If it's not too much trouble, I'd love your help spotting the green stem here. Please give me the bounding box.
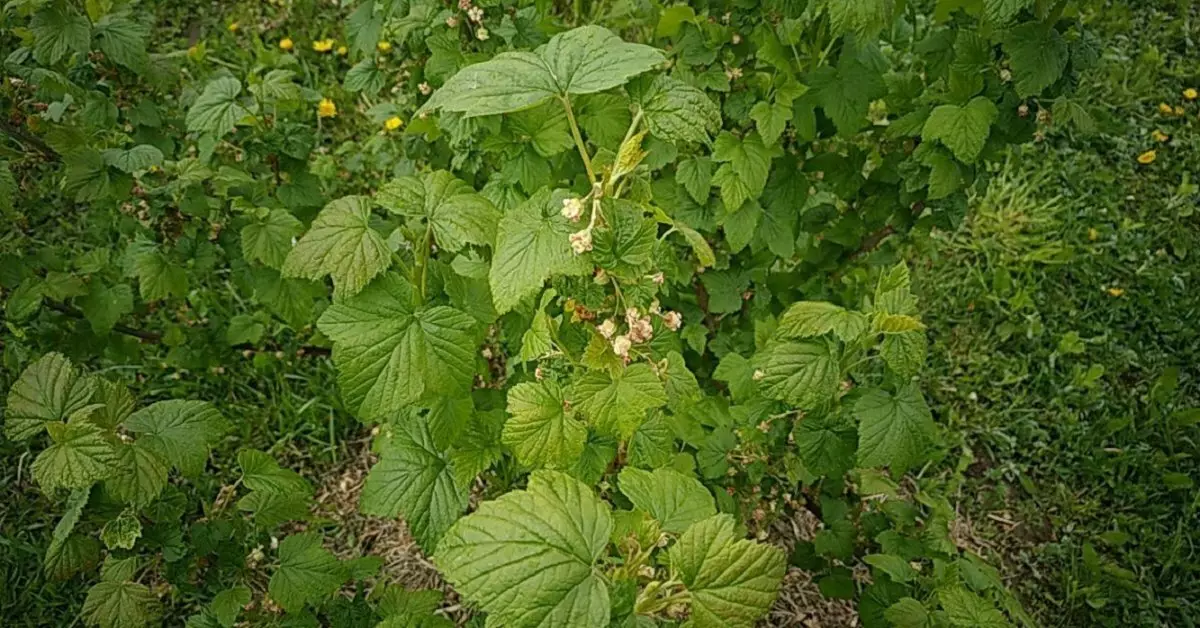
[416,223,432,302]
[561,93,597,184]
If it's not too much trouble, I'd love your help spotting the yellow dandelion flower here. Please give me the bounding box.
[1152,130,1169,143]
[317,98,337,119]
[1137,150,1156,165]
[279,37,294,51]
[1158,102,1173,115]
[228,22,239,33]
[1185,88,1198,101]
[384,116,404,131]
[336,45,348,55]
[1175,105,1186,116]
[313,39,334,52]
[377,41,392,52]
[1088,227,1098,241]
[1106,287,1124,297]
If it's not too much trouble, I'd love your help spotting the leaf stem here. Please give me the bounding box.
[416,223,433,302]
[561,93,597,184]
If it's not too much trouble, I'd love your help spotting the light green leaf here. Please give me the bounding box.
[489,188,591,314]
[242,209,303,269]
[822,0,895,38]
[711,131,775,207]
[269,533,347,612]
[618,467,715,533]
[573,363,668,439]
[281,196,391,300]
[754,340,841,410]
[186,77,249,138]
[925,150,964,199]
[361,415,467,552]
[124,400,229,476]
[345,59,386,94]
[378,171,499,253]
[922,97,997,163]
[31,6,91,66]
[105,441,168,506]
[34,421,118,492]
[880,331,927,378]
[633,74,721,144]
[1004,23,1069,98]
[4,352,96,441]
[885,598,932,628]
[317,273,477,420]
[750,100,792,146]
[777,302,868,342]
[435,471,613,628]
[424,25,663,117]
[676,156,713,204]
[668,514,786,627]
[864,553,918,582]
[855,384,937,471]
[132,249,187,301]
[250,69,302,103]
[239,449,312,496]
[502,381,587,470]
[100,511,142,550]
[102,145,162,173]
[592,199,657,277]
[939,587,1009,627]
[82,581,160,628]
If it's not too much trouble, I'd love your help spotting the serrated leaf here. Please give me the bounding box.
[592,199,657,276]
[79,282,134,334]
[885,597,932,628]
[676,156,713,204]
[378,171,499,253]
[100,511,142,550]
[777,302,869,342]
[250,69,302,103]
[750,100,792,146]
[804,55,886,136]
[281,196,391,300]
[939,587,1009,627]
[317,273,477,420]
[754,340,840,410]
[712,131,775,206]
[239,449,313,496]
[922,97,997,163]
[1004,23,1069,98]
[983,0,1033,22]
[881,330,927,378]
[242,209,303,269]
[46,534,100,581]
[676,222,716,269]
[424,25,663,118]
[502,381,587,470]
[105,441,168,506]
[633,74,721,144]
[34,421,118,492]
[132,249,186,301]
[855,385,937,471]
[573,363,668,439]
[31,6,91,66]
[345,59,386,94]
[618,467,715,533]
[795,413,857,477]
[269,533,347,612]
[186,77,249,138]
[669,514,786,627]
[4,353,96,441]
[361,415,467,552]
[92,12,149,72]
[124,400,229,476]
[435,471,613,628]
[82,581,159,628]
[490,188,591,314]
[102,145,162,173]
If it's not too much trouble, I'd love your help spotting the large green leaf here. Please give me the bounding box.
[822,0,895,38]
[242,209,303,269]
[281,196,391,300]
[617,467,715,533]
[361,415,467,552]
[82,581,160,628]
[922,97,997,163]
[186,77,250,138]
[777,301,868,342]
[377,171,499,253]
[92,12,150,72]
[4,352,96,441]
[754,340,841,410]
[123,400,229,476]
[33,421,118,493]
[31,6,91,66]
[668,514,786,627]
[1004,23,1069,97]
[572,363,668,439]
[423,25,663,117]
[102,145,162,173]
[104,441,169,506]
[489,188,591,314]
[711,132,776,210]
[939,587,1009,627]
[269,533,347,612]
[435,471,613,628]
[794,413,858,477]
[317,273,477,420]
[502,381,588,470]
[855,384,937,471]
[632,74,721,144]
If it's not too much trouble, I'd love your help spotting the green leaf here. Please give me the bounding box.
[63,150,112,202]
[750,100,792,146]
[1004,23,1069,98]
[921,97,997,163]
[92,12,149,72]
[676,156,713,204]
[924,150,964,199]
[983,0,1033,23]
[281,196,391,300]
[102,145,162,173]
[573,363,668,439]
[105,441,168,506]
[754,340,841,410]
[239,449,312,496]
[186,77,249,138]
[592,199,657,276]
[885,598,932,628]
[668,514,786,627]
[4,352,96,441]
[502,381,588,470]
[864,553,918,582]
[939,587,1009,627]
[317,273,477,420]
[250,69,302,104]
[45,488,91,579]
[132,250,187,301]
[124,400,229,476]
[242,209,303,269]
[46,533,100,581]
[209,587,252,627]
[82,581,159,628]
[794,413,857,477]
[361,415,468,552]
[711,132,775,208]
[435,471,613,628]
[424,25,663,117]
[0,160,15,213]
[269,533,347,612]
[804,55,885,136]
[378,171,500,253]
[777,301,868,342]
[34,421,118,492]
[855,384,937,471]
[79,282,134,334]
[490,188,591,314]
[100,511,142,550]
[31,6,91,66]
[618,467,715,533]
[633,75,721,144]
[822,0,895,38]
[345,59,386,94]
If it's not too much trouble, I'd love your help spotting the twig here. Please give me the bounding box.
[0,120,58,161]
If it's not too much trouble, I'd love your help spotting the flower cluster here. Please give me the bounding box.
[596,305,682,360]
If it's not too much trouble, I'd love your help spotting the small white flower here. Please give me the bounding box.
[1018,104,1030,117]
[446,15,460,28]
[598,319,617,339]
[625,307,641,327]
[1000,68,1012,82]
[649,300,662,315]
[651,272,665,285]
[476,27,489,40]
[418,82,432,95]
[468,6,484,22]
[752,369,765,381]
[629,318,654,343]
[569,229,592,254]
[612,335,632,357]
[535,366,545,380]
[561,197,585,222]
[731,33,742,45]
[663,311,682,331]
